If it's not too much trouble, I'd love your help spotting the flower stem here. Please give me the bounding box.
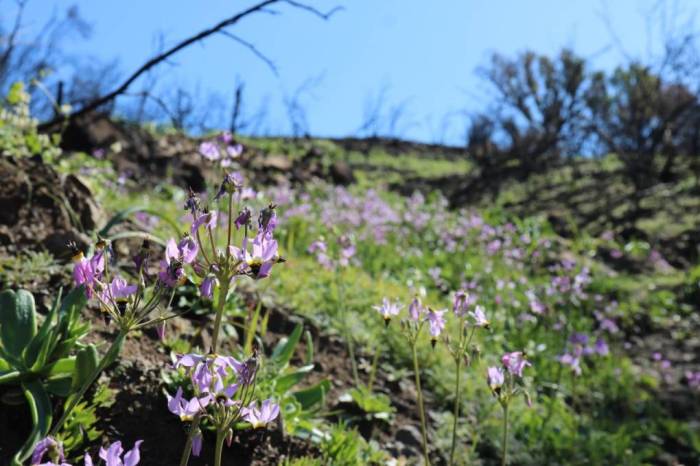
[179,415,201,466]
[214,429,226,466]
[336,272,360,387]
[411,342,431,466]
[449,353,462,466]
[50,330,126,436]
[211,276,230,353]
[368,341,381,393]
[501,403,510,466]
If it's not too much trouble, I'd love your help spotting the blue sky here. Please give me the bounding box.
[12,0,698,143]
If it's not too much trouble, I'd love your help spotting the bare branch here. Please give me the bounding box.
[41,0,340,128]
[282,0,344,20]
[219,30,278,76]
[0,0,28,81]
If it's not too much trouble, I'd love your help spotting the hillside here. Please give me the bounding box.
[1,114,699,465]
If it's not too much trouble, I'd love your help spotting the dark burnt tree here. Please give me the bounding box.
[478,49,589,178]
[585,63,697,190]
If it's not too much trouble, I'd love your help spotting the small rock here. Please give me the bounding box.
[329,160,355,185]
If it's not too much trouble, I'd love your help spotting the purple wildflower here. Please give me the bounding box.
[227,143,243,158]
[184,189,201,216]
[192,433,203,457]
[200,276,217,300]
[191,211,218,234]
[234,208,252,230]
[99,277,137,307]
[215,172,244,200]
[166,387,210,421]
[307,239,327,254]
[31,437,70,466]
[593,338,609,356]
[569,333,589,346]
[452,290,470,316]
[156,321,166,341]
[217,131,233,144]
[199,141,220,161]
[72,251,105,298]
[501,352,531,377]
[426,308,446,339]
[559,352,582,376]
[258,204,277,237]
[85,440,143,466]
[685,371,700,389]
[231,354,258,386]
[487,366,505,390]
[408,297,424,321]
[242,399,280,429]
[236,233,279,279]
[373,297,402,322]
[468,305,489,327]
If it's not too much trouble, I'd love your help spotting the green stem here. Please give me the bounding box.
[449,354,462,466]
[345,315,360,387]
[179,415,201,466]
[211,276,230,353]
[501,403,510,466]
[243,300,262,356]
[336,272,360,387]
[50,331,126,436]
[368,341,381,393]
[214,429,226,466]
[411,342,431,466]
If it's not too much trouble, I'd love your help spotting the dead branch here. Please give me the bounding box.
[219,30,278,76]
[42,0,341,127]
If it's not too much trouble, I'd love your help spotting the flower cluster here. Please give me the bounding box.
[558,332,609,376]
[307,234,356,270]
[198,131,243,168]
[71,240,172,334]
[31,437,142,466]
[487,351,533,407]
[166,352,279,457]
[182,180,283,300]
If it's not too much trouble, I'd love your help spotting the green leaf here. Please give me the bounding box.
[72,344,99,390]
[25,289,63,369]
[59,287,87,328]
[349,387,394,415]
[0,289,37,360]
[47,357,76,376]
[11,380,52,465]
[6,82,25,106]
[292,379,330,410]
[271,323,303,367]
[46,376,73,397]
[304,330,314,365]
[0,370,21,385]
[275,364,315,394]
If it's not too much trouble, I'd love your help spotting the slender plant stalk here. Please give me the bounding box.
[411,342,431,466]
[179,415,201,466]
[501,403,510,466]
[336,272,360,386]
[243,300,262,356]
[368,342,381,392]
[50,331,126,436]
[214,429,226,466]
[449,353,463,466]
[450,324,475,465]
[211,275,230,353]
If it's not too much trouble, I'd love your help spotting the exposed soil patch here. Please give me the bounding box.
[0,156,103,260]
